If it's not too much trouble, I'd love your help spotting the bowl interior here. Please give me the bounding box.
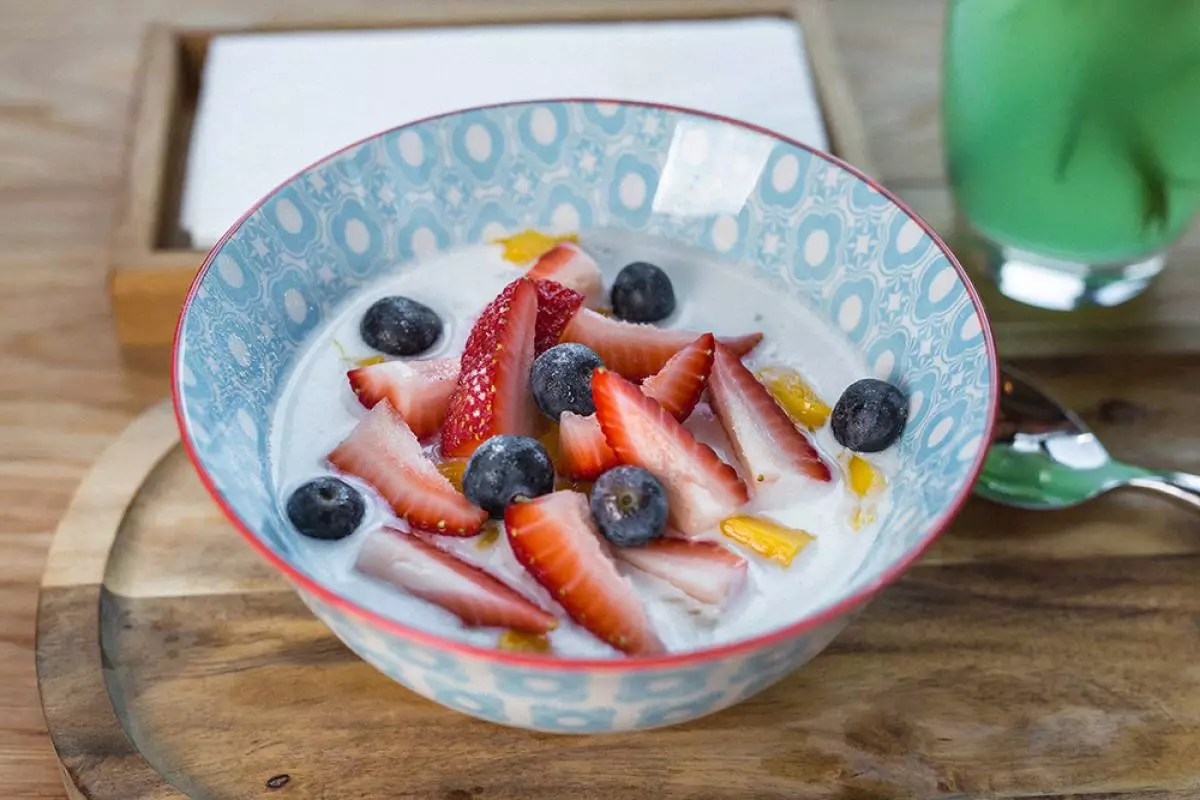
[174,99,995,660]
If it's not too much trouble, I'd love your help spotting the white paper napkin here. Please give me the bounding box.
[179,17,828,248]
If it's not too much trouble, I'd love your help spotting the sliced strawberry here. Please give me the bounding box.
[330,401,487,535]
[528,243,604,307]
[707,344,832,486]
[532,279,585,355]
[561,309,762,381]
[441,278,538,457]
[592,369,748,536]
[558,411,619,480]
[505,491,664,655]
[356,528,557,633]
[641,333,715,421]
[616,539,748,606]
[347,357,460,439]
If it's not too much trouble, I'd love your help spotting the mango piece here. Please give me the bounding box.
[437,459,469,493]
[332,338,383,367]
[475,522,502,550]
[850,506,878,531]
[720,515,815,567]
[498,629,553,654]
[847,455,885,497]
[756,366,831,430]
[494,229,578,265]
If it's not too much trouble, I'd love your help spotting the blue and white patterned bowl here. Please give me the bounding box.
[173,99,998,733]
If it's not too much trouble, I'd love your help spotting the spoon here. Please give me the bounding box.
[975,365,1200,511]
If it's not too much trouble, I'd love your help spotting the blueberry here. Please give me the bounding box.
[463,435,555,518]
[286,476,366,540]
[611,262,676,323]
[531,343,604,420]
[589,466,668,547]
[360,296,443,356]
[831,378,909,453]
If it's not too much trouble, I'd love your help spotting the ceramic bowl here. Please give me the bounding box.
[173,99,997,733]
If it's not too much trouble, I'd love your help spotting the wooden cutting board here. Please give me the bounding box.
[35,357,1200,799]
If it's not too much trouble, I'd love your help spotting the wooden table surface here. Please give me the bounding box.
[3,2,1198,798]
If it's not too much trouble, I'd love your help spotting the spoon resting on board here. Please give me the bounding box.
[975,365,1200,512]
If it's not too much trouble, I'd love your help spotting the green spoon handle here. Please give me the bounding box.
[1124,468,1200,512]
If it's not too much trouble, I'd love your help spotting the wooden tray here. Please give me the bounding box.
[36,356,1200,799]
[108,0,869,365]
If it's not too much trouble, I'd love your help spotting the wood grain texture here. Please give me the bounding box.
[42,402,178,590]
[37,386,1200,799]
[5,0,1200,797]
[35,402,188,799]
[110,26,183,264]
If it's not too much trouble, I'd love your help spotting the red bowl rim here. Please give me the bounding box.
[172,97,999,672]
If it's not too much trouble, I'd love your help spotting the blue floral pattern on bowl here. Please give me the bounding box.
[174,100,996,733]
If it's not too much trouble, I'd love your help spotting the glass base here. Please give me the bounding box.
[972,234,1165,311]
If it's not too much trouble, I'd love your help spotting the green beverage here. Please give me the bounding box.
[944,0,1200,307]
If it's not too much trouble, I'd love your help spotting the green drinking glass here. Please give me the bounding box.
[944,0,1200,309]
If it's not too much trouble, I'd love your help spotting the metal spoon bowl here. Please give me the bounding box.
[976,365,1200,511]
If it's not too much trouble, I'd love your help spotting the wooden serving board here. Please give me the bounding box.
[36,356,1200,799]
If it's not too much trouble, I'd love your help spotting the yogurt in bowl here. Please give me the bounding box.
[174,99,997,732]
[273,230,895,658]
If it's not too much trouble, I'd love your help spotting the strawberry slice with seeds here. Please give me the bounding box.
[593,369,748,536]
[356,527,557,633]
[705,345,830,489]
[506,491,664,655]
[532,279,585,355]
[558,411,619,480]
[641,333,715,421]
[528,243,604,307]
[347,357,460,439]
[708,344,832,486]
[616,539,748,606]
[329,400,487,535]
[441,278,538,457]
[561,309,762,381]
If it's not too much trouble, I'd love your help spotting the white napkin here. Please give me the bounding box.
[179,17,828,248]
